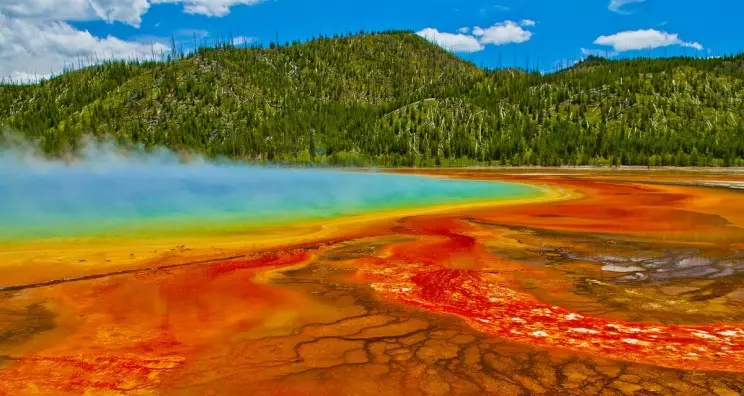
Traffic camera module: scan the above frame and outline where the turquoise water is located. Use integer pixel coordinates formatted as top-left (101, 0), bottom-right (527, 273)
top-left (0, 155), bottom-right (539, 239)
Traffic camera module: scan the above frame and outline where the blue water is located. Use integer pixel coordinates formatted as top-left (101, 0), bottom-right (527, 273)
top-left (0, 152), bottom-right (538, 239)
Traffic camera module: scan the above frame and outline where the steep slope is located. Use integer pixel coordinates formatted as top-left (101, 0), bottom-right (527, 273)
top-left (2, 31), bottom-right (484, 164)
top-left (1, 32), bottom-right (744, 166)
top-left (0, 62), bottom-right (150, 149)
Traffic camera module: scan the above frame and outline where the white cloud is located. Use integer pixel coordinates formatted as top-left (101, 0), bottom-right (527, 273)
top-left (0, 0), bottom-right (151, 27)
top-left (0, 0), bottom-right (263, 26)
top-left (0, 0), bottom-right (266, 83)
top-left (0, 13), bottom-right (167, 82)
top-left (520, 19), bottom-right (536, 27)
top-left (594, 29), bottom-right (703, 52)
top-left (151, 0), bottom-right (263, 17)
top-left (608, 0), bottom-right (645, 14)
top-left (418, 20), bottom-right (534, 53)
top-left (416, 28), bottom-right (484, 53)
top-left (472, 20), bottom-right (532, 45)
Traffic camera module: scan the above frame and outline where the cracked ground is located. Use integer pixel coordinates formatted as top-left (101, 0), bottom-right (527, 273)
top-left (1, 170), bottom-right (744, 395)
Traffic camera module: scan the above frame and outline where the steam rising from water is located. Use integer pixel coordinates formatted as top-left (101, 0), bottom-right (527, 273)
top-left (0, 141), bottom-right (536, 239)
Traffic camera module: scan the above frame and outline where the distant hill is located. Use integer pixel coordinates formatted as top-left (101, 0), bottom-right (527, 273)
top-left (2, 31), bottom-right (743, 166)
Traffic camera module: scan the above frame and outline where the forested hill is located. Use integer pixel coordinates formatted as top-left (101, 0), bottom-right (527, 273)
top-left (2, 31), bottom-right (744, 167)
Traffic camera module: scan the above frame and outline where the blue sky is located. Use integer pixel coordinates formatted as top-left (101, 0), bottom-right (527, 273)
top-left (1, 0), bottom-right (742, 81)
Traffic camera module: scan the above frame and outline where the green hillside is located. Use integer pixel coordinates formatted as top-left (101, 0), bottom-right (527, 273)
top-left (2, 31), bottom-right (744, 166)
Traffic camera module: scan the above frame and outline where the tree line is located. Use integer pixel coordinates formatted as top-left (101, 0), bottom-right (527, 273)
top-left (2, 31), bottom-right (744, 166)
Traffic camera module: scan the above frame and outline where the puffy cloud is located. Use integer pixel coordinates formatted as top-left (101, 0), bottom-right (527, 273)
top-left (608, 0), bottom-right (645, 14)
top-left (0, 0), bottom-right (150, 27)
top-left (0, 13), bottom-right (167, 82)
top-left (0, 0), bottom-right (267, 82)
top-left (472, 20), bottom-right (532, 45)
top-left (594, 29), bottom-right (703, 52)
top-left (151, 0), bottom-right (263, 17)
top-left (418, 20), bottom-right (534, 53)
top-left (416, 28), bottom-right (484, 53)
top-left (0, 0), bottom-right (264, 26)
